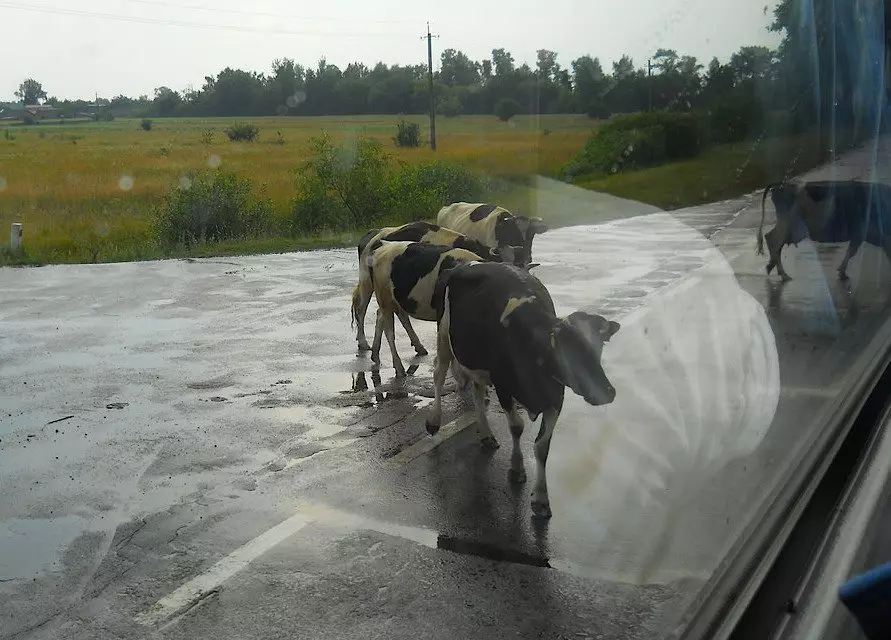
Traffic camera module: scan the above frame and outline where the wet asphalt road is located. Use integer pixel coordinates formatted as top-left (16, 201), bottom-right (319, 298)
top-left (4, 142), bottom-right (891, 640)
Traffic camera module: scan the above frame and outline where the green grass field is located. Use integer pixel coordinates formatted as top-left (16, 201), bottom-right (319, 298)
top-left (0, 114), bottom-right (831, 266)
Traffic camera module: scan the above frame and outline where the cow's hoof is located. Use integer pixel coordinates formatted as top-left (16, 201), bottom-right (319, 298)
top-left (508, 468), bottom-right (527, 484)
top-left (414, 346), bottom-right (429, 356)
top-left (480, 436), bottom-right (500, 451)
top-left (531, 501), bottom-right (552, 519)
top-left (839, 271), bottom-right (851, 281)
top-left (394, 368), bottom-right (407, 379)
top-left (781, 273), bottom-right (793, 282)
top-left (425, 420), bottom-right (440, 435)
top-left (357, 343), bottom-right (371, 353)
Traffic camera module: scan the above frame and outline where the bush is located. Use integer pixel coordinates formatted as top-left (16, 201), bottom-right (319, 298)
top-left (200, 129), bottom-right (214, 144)
top-left (494, 98), bottom-right (522, 122)
top-left (154, 171), bottom-right (271, 247)
top-left (394, 120), bottom-right (421, 148)
top-left (439, 94), bottom-right (463, 118)
top-left (388, 160), bottom-right (485, 221)
top-left (564, 111), bottom-right (703, 178)
top-left (140, 118), bottom-right (153, 131)
top-left (289, 134), bottom-right (486, 235)
top-left (224, 122), bottom-right (260, 142)
top-left (291, 134), bottom-right (392, 233)
top-left (708, 92), bottom-right (765, 144)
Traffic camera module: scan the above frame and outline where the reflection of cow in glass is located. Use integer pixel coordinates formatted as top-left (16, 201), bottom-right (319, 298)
top-left (756, 180), bottom-right (891, 281)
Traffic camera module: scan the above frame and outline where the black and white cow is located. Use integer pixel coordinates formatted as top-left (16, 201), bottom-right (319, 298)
top-left (756, 180), bottom-right (891, 281)
top-left (367, 240), bottom-right (483, 377)
top-left (352, 221), bottom-right (517, 352)
top-left (437, 202), bottom-right (548, 268)
top-left (426, 261), bottom-right (619, 518)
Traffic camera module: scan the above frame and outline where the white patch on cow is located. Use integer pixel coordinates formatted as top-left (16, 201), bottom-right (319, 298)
top-left (437, 202), bottom-right (509, 248)
top-left (499, 296), bottom-right (535, 326)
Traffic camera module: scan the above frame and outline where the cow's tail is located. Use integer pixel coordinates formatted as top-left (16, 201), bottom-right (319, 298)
top-left (757, 182), bottom-right (783, 255)
top-left (350, 283), bottom-right (361, 330)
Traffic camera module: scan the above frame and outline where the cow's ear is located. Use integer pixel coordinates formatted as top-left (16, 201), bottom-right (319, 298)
top-left (530, 218), bottom-right (548, 234)
top-left (565, 311), bottom-right (620, 342)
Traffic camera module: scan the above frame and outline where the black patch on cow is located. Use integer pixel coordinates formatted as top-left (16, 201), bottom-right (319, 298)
top-left (494, 213), bottom-right (528, 265)
top-left (469, 204), bottom-right (498, 222)
top-left (452, 236), bottom-right (496, 261)
top-left (438, 262), bottom-right (562, 416)
top-left (358, 228), bottom-right (380, 261)
top-left (439, 262), bottom-right (616, 414)
top-left (384, 221), bottom-right (441, 243)
top-left (390, 243), bottom-right (454, 315)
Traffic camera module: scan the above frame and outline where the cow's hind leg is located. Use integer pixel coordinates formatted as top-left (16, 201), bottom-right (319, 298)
top-left (531, 407), bottom-right (560, 518)
top-left (497, 389), bottom-right (526, 484)
top-left (425, 315), bottom-right (453, 435)
top-left (382, 309), bottom-right (406, 378)
top-left (471, 382), bottom-right (499, 450)
top-left (395, 310), bottom-right (427, 356)
top-left (765, 229), bottom-right (791, 281)
top-left (838, 237), bottom-right (864, 281)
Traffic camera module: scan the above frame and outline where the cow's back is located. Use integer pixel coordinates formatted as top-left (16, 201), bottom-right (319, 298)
top-left (378, 242), bottom-right (480, 321)
top-left (437, 202), bottom-right (509, 247)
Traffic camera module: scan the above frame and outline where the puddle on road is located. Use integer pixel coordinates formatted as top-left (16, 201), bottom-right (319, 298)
top-left (0, 515), bottom-right (91, 580)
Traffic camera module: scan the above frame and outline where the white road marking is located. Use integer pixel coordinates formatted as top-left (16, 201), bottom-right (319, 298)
top-left (135, 497), bottom-right (695, 630)
top-left (385, 412), bottom-right (477, 467)
top-left (134, 511), bottom-right (317, 626)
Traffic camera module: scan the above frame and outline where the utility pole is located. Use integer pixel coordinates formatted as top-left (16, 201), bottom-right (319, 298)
top-left (422, 22), bottom-right (439, 151)
top-left (647, 59), bottom-right (653, 112)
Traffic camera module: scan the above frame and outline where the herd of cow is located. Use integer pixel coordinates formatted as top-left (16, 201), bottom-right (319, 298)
top-left (349, 202), bottom-right (619, 518)
top-left (343, 181), bottom-right (891, 518)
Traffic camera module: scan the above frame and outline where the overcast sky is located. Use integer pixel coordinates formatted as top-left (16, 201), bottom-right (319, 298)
top-left (1, 0), bottom-right (781, 100)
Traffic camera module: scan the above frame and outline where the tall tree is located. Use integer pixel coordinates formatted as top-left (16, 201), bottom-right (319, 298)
top-left (15, 78), bottom-right (47, 105)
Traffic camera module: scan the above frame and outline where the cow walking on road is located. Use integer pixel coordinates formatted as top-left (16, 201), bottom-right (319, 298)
top-left (352, 221), bottom-right (516, 353)
top-left (756, 180), bottom-right (891, 281)
top-left (426, 261), bottom-right (619, 518)
top-left (437, 202), bottom-right (548, 268)
top-left (366, 240), bottom-right (483, 377)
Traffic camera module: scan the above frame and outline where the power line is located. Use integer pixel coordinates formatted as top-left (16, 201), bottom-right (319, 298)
top-left (0, 1), bottom-right (413, 38)
top-left (117, 0), bottom-right (415, 26)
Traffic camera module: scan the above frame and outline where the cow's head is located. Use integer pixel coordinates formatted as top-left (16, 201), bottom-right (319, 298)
top-left (551, 311), bottom-right (619, 406)
top-left (494, 213), bottom-right (548, 267)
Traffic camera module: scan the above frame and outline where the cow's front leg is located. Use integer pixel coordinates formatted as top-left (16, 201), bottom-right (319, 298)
top-left (498, 391), bottom-right (526, 484)
top-left (396, 310), bottom-right (427, 356)
top-left (838, 237), bottom-right (863, 280)
top-left (531, 407), bottom-right (560, 518)
top-left (471, 383), bottom-right (499, 450)
top-left (382, 309), bottom-right (406, 378)
top-left (425, 320), bottom-right (452, 435)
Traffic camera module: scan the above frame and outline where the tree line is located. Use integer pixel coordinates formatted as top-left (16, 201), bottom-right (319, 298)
top-left (8, 0), bottom-right (883, 139)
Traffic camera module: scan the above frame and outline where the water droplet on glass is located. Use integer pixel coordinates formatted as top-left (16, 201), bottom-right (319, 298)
top-left (118, 175), bottom-right (134, 191)
top-left (66, 172), bottom-right (80, 185)
top-left (97, 222), bottom-right (110, 237)
top-left (178, 176), bottom-right (192, 190)
top-left (208, 155), bottom-right (221, 168)
top-left (611, 164), bottom-right (619, 174)
top-left (275, 104), bottom-right (288, 116)
top-left (0, 176), bottom-right (6, 192)
top-left (287, 91), bottom-right (306, 107)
